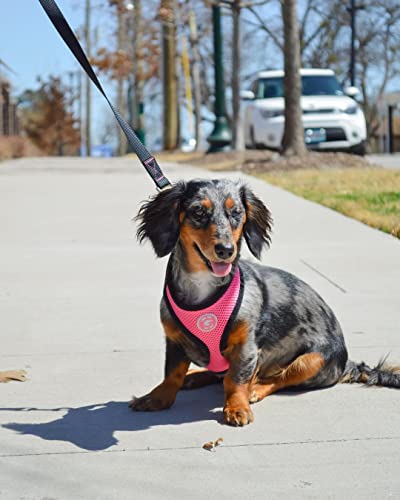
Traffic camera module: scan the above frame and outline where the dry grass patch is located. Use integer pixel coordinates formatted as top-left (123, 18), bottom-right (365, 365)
top-left (137, 149), bottom-right (399, 238)
top-left (154, 150), bottom-right (205, 164)
top-left (149, 150), bottom-right (275, 171)
top-left (257, 167), bottom-right (400, 238)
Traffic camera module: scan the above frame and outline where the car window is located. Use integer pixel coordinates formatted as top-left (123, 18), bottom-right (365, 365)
top-left (302, 76), bottom-right (344, 96)
top-left (256, 75), bottom-right (344, 98)
top-left (256, 77), bottom-right (284, 98)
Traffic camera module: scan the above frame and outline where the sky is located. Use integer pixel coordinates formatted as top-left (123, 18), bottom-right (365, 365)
top-left (0, 0), bottom-right (118, 145)
top-left (1, 1), bottom-right (84, 92)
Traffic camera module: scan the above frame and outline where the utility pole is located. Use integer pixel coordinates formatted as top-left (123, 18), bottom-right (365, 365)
top-left (161, 0), bottom-right (178, 150)
top-left (349, 0), bottom-right (356, 86)
top-left (84, 0), bottom-right (91, 156)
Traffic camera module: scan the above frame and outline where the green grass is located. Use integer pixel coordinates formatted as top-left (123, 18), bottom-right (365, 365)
top-left (256, 167), bottom-right (400, 238)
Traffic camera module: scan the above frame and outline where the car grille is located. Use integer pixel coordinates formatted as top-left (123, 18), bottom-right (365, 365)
top-left (303, 108), bottom-right (335, 114)
top-left (325, 127), bottom-right (347, 141)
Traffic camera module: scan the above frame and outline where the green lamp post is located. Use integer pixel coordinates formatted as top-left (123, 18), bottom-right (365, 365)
top-left (207, 5), bottom-right (232, 152)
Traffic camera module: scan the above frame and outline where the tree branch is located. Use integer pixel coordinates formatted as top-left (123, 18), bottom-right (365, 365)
top-left (245, 6), bottom-right (284, 50)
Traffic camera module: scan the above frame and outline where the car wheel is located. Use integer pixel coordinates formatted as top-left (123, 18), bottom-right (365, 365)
top-left (247, 126), bottom-right (256, 149)
top-left (350, 140), bottom-right (366, 156)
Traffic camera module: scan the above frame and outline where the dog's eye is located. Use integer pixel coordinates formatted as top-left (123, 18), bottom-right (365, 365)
top-left (190, 206), bottom-right (206, 218)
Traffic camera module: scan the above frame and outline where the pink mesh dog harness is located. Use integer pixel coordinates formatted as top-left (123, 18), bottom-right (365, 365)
top-left (164, 267), bottom-right (242, 373)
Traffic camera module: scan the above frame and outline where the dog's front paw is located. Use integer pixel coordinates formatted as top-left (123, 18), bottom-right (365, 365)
top-left (223, 405), bottom-right (254, 426)
top-left (129, 391), bottom-right (174, 412)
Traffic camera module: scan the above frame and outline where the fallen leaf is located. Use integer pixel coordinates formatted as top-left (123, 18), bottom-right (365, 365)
top-left (0, 370), bottom-right (27, 383)
top-left (202, 437), bottom-right (224, 452)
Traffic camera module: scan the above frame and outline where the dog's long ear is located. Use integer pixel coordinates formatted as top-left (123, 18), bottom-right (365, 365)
top-left (240, 185), bottom-right (273, 259)
top-left (136, 182), bottom-right (186, 257)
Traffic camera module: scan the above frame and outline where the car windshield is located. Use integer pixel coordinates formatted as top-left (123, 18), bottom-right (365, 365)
top-left (256, 75), bottom-right (344, 98)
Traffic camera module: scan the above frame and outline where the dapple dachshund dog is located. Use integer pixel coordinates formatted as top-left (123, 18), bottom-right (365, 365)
top-left (130, 179), bottom-right (400, 426)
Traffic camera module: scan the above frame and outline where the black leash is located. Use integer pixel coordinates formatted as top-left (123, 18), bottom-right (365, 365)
top-left (38, 0), bottom-right (171, 191)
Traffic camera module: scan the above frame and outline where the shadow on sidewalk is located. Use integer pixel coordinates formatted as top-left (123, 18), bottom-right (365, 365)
top-left (0, 386), bottom-right (224, 451)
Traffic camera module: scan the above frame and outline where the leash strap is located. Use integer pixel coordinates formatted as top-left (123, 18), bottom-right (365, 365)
top-left (38, 0), bottom-right (171, 190)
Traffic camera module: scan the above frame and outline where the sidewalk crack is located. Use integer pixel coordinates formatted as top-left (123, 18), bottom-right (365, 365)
top-left (301, 259), bottom-right (347, 293)
top-left (1, 435), bottom-right (398, 458)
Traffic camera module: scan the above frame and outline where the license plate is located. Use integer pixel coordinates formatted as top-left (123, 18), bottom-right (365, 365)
top-left (304, 128), bottom-right (326, 144)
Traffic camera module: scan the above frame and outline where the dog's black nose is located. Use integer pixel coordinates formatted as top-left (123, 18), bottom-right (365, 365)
top-left (214, 243), bottom-right (234, 260)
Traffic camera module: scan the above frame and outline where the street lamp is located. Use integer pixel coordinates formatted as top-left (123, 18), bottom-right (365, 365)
top-left (347, 0), bottom-right (365, 87)
top-left (207, 5), bottom-right (231, 152)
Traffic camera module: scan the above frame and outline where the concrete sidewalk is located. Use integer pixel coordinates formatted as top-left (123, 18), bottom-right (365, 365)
top-left (367, 153), bottom-right (400, 169)
top-left (0, 157), bottom-right (399, 500)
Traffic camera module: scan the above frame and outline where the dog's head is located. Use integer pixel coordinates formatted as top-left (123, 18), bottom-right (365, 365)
top-left (136, 179), bottom-right (272, 276)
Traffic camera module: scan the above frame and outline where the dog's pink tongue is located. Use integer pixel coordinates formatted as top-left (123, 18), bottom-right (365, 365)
top-left (211, 261), bottom-right (232, 277)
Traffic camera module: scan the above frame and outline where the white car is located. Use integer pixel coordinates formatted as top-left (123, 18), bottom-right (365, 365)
top-left (242, 68), bottom-right (367, 155)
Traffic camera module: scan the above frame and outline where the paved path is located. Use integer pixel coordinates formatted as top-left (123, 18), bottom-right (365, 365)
top-left (0, 157), bottom-right (399, 500)
top-left (367, 153), bottom-right (400, 169)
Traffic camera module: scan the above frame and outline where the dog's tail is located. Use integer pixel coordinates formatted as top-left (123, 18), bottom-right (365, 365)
top-left (340, 356), bottom-right (400, 388)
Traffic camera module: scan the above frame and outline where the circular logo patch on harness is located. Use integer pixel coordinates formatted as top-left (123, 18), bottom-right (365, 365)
top-left (197, 313), bottom-right (218, 332)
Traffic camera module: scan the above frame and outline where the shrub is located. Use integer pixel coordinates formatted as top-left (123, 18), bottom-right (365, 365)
top-left (0, 136), bottom-right (43, 161)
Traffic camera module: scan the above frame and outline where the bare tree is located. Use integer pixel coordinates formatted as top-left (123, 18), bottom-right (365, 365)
top-left (281, 0), bottom-right (307, 156)
top-left (84, 0), bottom-right (91, 155)
top-left (90, 0), bottom-right (161, 150)
top-left (116, 2), bottom-right (128, 155)
top-left (230, 0), bottom-right (242, 150)
top-left (245, 0), bottom-right (346, 66)
top-left (160, 0), bottom-right (179, 150)
top-left (132, 0), bottom-right (146, 143)
top-left (188, 5), bottom-right (202, 150)
top-left (91, 0), bottom-right (132, 155)
top-left (356, 1), bottom-right (400, 139)
top-left (244, 0), bottom-right (400, 151)
top-left (173, 0), bottom-right (214, 148)
top-left (219, 0), bottom-right (271, 150)
top-left (98, 109), bottom-right (118, 145)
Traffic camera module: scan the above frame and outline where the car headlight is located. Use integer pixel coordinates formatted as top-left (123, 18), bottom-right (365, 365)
top-left (341, 105), bottom-right (358, 115)
top-left (259, 109), bottom-right (284, 119)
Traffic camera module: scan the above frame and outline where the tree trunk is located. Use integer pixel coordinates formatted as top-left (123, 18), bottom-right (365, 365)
top-left (84, 0), bottom-right (91, 156)
top-left (231, 0), bottom-right (243, 151)
top-left (181, 33), bottom-right (193, 142)
top-left (77, 71), bottom-right (83, 154)
top-left (117, 6), bottom-right (127, 156)
top-left (161, 0), bottom-right (178, 150)
top-left (188, 7), bottom-right (202, 150)
top-left (133, 0), bottom-right (145, 144)
top-left (281, 0), bottom-right (307, 157)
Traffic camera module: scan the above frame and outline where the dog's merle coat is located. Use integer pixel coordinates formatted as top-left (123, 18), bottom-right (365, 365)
top-left (132, 178), bottom-right (400, 425)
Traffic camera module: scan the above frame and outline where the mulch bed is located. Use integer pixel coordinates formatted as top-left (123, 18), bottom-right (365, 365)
top-left (242, 151), bottom-right (375, 173)
top-left (170, 150), bottom-right (377, 173)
